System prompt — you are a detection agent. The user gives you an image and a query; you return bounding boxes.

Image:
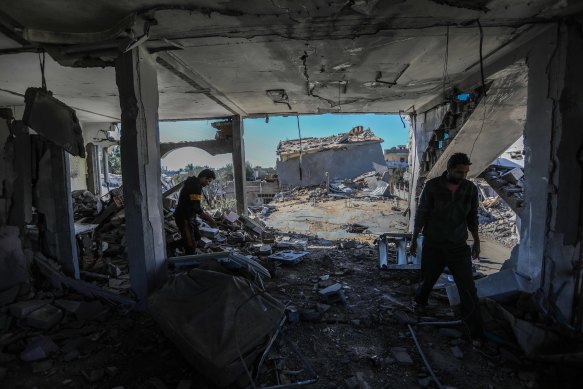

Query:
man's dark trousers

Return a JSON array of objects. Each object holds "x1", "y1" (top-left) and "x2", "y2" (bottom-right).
[{"x1": 415, "y1": 243, "x2": 484, "y2": 338}]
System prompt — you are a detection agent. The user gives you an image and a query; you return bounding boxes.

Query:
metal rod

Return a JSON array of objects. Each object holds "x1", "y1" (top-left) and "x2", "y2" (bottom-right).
[{"x1": 408, "y1": 324, "x2": 444, "y2": 389}]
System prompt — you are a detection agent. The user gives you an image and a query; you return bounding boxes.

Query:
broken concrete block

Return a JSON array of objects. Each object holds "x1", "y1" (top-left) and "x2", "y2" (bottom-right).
[
  {"x1": 224, "y1": 211, "x2": 239, "y2": 223},
  {"x1": 451, "y1": 345, "x2": 464, "y2": 359},
  {"x1": 25, "y1": 304, "x2": 63, "y2": 330},
  {"x1": 20, "y1": 336, "x2": 59, "y2": 362},
  {"x1": 285, "y1": 306, "x2": 299, "y2": 323},
  {"x1": 390, "y1": 347, "x2": 413, "y2": 365},
  {"x1": 268, "y1": 250, "x2": 308, "y2": 265},
  {"x1": 318, "y1": 283, "x2": 342, "y2": 296},
  {"x1": 259, "y1": 244, "x2": 272, "y2": 255},
  {"x1": 54, "y1": 299, "x2": 82, "y2": 313},
  {"x1": 200, "y1": 237, "x2": 213, "y2": 247},
  {"x1": 502, "y1": 168, "x2": 523, "y2": 184},
  {"x1": 9, "y1": 300, "x2": 49, "y2": 318},
  {"x1": 199, "y1": 226, "x2": 219, "y2": 238},
  {"x1": 299, "y1": 309, "x2": 322, "y2": 322}
]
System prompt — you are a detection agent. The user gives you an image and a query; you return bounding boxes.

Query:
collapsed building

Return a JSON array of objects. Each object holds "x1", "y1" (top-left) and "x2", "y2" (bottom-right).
[
  {"x1": 276, "y1": 129, "x2": 386, "y2": 187},
  {"x1": 0, "y1": 1, "x2": 583, "y2": 388}
]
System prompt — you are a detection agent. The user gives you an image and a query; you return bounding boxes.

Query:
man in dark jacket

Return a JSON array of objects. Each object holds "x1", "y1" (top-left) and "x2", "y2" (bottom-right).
[
  {"x1": 174, "y1": 169, "x2": 218, "y2": 255},
  {"x1": 410, "y1": 153, "x2": 484, "y2": 340}
]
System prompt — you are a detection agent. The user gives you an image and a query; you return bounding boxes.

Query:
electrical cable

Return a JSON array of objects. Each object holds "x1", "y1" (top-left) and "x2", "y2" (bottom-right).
[
  {"x1": 442, "y1": 25, "x2": 450, "y2": 99},
  {"x1": 38, "y1": 51, "x2": 47, "y2": 90},
  {"x1": 296, "y1": 114, "x2": 303, "y2": 181},
  {"x1": 470, "y1": 19, "x2": 488, "y2": 159}
]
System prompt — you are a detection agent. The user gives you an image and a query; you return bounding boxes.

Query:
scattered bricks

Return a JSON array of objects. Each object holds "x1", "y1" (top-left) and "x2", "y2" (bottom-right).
[
  {"x1": 20, "y1": 336, "x2": 59, "y2": 362},
  {"x1": 285, "y1": 306, "x2": 299, "y2": 323},
  {"x1": 318, "y1": 283, "x2": 347, "y2": 304},
  {"x1": 25, "y1": 304, "x2": 64, "y2": 330},
  {"x1": 9, "y1": 300, "x2": 49, "y2": 318},
  {"x1": 390, "y1": 347, "x2": 413, "y2": 366},
  {"x1": 200, "y1": 237, "x2": 213, "y2": 247},
  {"x1": 439, "y1": 328, "x2": 463, "y2": 339},
  {"x1": 451, "y1": 346, "x2": 464, "y2": 359}
]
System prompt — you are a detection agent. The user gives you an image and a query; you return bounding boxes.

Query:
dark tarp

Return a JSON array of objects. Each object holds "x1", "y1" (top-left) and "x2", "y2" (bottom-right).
[{"x1": 148, "y1": 268, "x2": 284, "y2": 387}]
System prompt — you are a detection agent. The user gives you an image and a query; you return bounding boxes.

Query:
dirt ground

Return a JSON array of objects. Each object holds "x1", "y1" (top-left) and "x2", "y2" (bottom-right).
[{"x1": 1, "y1": 196, "x2": 579, "y2": 389}]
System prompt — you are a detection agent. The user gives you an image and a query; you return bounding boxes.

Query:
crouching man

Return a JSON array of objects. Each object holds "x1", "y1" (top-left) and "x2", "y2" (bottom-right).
[
  {"x1": 410, "y1": 153, "x2": 485, "y2": 342},
  {"x1": 174, "y1": 169, "x2": 218, "y2": 255}
]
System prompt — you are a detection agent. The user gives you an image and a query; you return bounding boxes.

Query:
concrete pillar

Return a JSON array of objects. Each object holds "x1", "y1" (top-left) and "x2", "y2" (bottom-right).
[
  {"x1": 102, "y1": 146, "x2": 110, "y2": 190},
  {"x1": 8, "y1": 122, "x2": 32, "y2": 230},
  {"x1": 48, "y1": 142, "x2": 80, "y2": 278},
  {"x1": 232, "y1": 115, "x2": 247, "y2": 215},
  {"x1": 516, "y1": 28, "x2": 558, "y2": 285},
  {"x1": 85, "y1": 142, "x2": 100, "y2": 195},
  {"x1": 115, "y1": 45, "x2": 166, "y2": 303}
]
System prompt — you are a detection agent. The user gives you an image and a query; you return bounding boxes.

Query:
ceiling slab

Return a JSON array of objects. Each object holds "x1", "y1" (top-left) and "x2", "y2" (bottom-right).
[{"x1": 0, "y1": 0, "x2": 580, "y2": 121}]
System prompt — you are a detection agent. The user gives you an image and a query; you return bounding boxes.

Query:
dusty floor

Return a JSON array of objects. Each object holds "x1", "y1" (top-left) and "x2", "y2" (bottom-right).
[
  {"x1": 266, "y1": 196, "x2": 407, "y2": 241},
  {"x1": 1, "y1": 199, "x2": 576, "y2": 389}
]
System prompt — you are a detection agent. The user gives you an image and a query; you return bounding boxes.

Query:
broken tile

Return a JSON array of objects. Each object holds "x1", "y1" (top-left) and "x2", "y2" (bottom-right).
[
  {"x1": 25, "y1": 304, "x2": 63, "y2": 330},
  {"x1": 20, "y1": 336, "x2": 59, "y2": 362},
  {"x1": 390, "y1": 347, "x2": 413, "y2": 365},
  {"x1": 9, "y1": 300, "x2": 49, "y2": 318}
]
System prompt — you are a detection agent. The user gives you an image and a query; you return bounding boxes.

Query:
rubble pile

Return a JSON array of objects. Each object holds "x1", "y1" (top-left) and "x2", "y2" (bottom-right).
[
  {"x1": 478, "y1": 199, "x2": 519, "y2": 248},
  {"x1": 482, "y1": 165, "x2": 524, "y2": 215},
  {"x1": 71, "y1": 190, "x2": 102, "y2": 221}
]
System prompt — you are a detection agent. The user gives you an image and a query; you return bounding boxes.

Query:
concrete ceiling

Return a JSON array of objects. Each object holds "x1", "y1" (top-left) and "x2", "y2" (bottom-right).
[{"x1": 0, "y1": 0, "x2": 580, "y2": 122}]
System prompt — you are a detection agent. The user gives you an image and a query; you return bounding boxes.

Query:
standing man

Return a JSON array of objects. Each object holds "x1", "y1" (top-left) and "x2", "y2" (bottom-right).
[
  {"x1": 410, "y1": 153, "x2": 484, "y2": 341},
  {"x1": 174, "y1": 169, "x2": 218, "y2": 255}
]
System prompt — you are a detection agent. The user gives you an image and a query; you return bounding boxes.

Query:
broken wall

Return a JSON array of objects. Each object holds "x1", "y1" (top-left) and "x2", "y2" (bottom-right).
[
  {"x1": 276, "y1": 142, "x2": 385, "y2": 188},
  {"x1": 69, "y1": 154, "x2": 87, "y2": 192},
  {"x1": 407, "y1": 104, "x2": 449, "y2": 232}
]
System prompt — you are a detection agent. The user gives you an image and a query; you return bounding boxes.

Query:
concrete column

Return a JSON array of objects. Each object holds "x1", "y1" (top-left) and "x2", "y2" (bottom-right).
[
  {"x1": 516, "y1": 28, "x2": 559, "y2": 285},
  {"x1": 232, "y1": 115, "x2": 247, "y2": 215},
  {"x1": 8, "y1": 122, "x2": 32, "y2": 230},
  {"x1": 48, "y1": 142, "x2": 80, "y2": 278},
  {"x1": 115, "y1": 45, "x2": 166, "y2": 302},
  {"x1": 85, "y1": 142, "x2": 100, "y2": 195},
  {"x1": 102, "y1": 146, "x2": 110, "y2": 190},
  {"x1": 527, "y1": 21, "x2": 583, "y2": 324}
]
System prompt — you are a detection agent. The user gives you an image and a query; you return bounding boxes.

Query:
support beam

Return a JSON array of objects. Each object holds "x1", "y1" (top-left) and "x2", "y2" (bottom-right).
[
  {"x1": 8, "y1": 122, "x2": 32, "y2": 230},
  {"x1": 47, "y1": 142, "x2": 79, "y2": 278},
  {"x1": 85, "y1": 142, "x2": 100, "y2": 195},
  {"x1": 115, "y1": 45, "x2": 166, "y2": 303},
  {"x1": 232, "y1": 116, "x2": 247, "y2": 215},
  {"x1": 102, "y1": 146, "x2": 110, "y2": 190}
]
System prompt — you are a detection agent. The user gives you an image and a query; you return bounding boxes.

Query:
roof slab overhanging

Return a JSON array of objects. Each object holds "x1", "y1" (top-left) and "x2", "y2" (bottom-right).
[{"x1": 0, "y1": 0, "x2": 580, "y2": 122}]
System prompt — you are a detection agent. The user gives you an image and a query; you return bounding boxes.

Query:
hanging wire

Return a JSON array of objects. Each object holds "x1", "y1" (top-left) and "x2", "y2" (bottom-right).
[
  {"x1": 470, "y1": 19, "x2": 488, "y2": 159},
  {"x1": 442, "y1": 25, "x2": 450, "y2": 99},
  {"x1": 296, "y1": 114, "x2": 303, "y2": 181},
  {"x1": 38, "y1": 51, "x2": 47, "y2": 90}
]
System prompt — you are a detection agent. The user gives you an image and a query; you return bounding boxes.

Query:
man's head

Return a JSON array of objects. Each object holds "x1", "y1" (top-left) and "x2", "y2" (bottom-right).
[
  {"x1": 446, "y1": 153, "x2": 471, "y2": 184},
  {"x1": 198, "y1": 169, "x2": 216, "y2": 187}
]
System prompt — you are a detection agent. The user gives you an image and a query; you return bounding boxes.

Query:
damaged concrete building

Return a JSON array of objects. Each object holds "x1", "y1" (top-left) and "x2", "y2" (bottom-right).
[
  {"x1": 0, "y1": 0, "x2": 583, "y2": 388},
  {"x1": 276, "y1": 129, "x2": 385, "y2": 187}
]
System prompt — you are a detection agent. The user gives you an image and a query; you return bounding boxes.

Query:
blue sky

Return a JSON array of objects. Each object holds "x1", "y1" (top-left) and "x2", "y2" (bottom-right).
[{"x1": 160, "y1": 114, "x2": 409, "y2": 170}]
